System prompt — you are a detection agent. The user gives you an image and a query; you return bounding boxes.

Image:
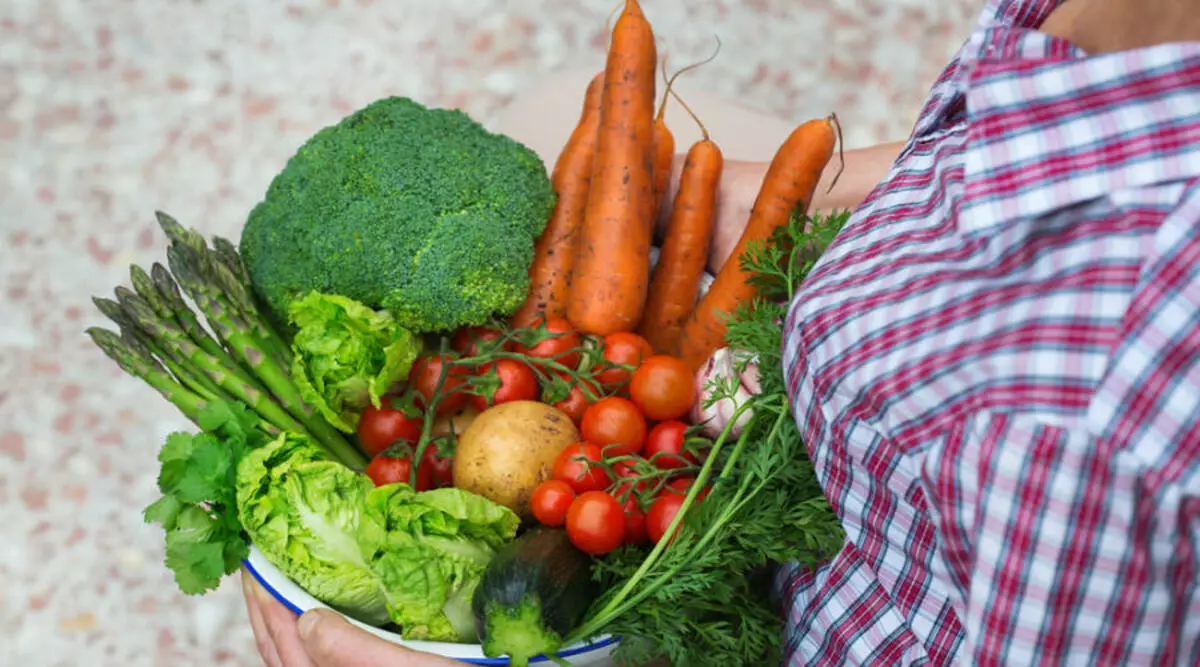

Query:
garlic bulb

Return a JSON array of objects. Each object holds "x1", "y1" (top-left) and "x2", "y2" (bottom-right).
[{"x1": 691, "y1": 348, "x2": 759, "y2": 439}]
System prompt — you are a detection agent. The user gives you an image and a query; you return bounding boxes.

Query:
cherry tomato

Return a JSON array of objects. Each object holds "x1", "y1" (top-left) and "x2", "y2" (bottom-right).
[
  {"x1": 365, "y1": 451, "x2": 433, "y2": 491},
  {"x1": 622, "y1": 496, "x2": 648, "y2": 545},
  {"x1": 469, "y1": 359, "x2": 538, "y2": 412},
  {"x1": 451, "y1": 326, "x2": 508, "y2": 357},
  {"x1": 520, "y1": 318, "x2": 582, "y2": 371},
  {"x1": 420, "y1": 445, "x2": 454, "y2": 489},
  {"x1": 646, "y1": 492, "x2": 687, "y2": 545},
  {"x1": 642, "y1": 421, "x2": 698, "y2": 470},
  {"x1": 552, "y1": 442, "x2": 610, "y2": 493},
  {"x1": 594, "y1": 332, "x2": 654, "y2": 388},
  {"x1": 357, "y1": 403, "x2": 423, "y2": 458},
  {"x1": 629, "y1": 355, "x2": 696, "y2": 422},
  {"x1": 530, "y1": 479, "x2": 576, "y2": 527},
  {"x1": 411, "y1": 354, "x2": 469, "y2": 416},
  {"x1": 566, "y1": 491, "x2": 626, "y2": 555},
  {"x1": 580, "y1": 397, "x2": 646, "y2": 458},
  {"x1": 551, "y1": 375, "x2": 598, "y2": 424},
  {"x1": 610, "y1": 460, "x2": 648, "y2": 499}
]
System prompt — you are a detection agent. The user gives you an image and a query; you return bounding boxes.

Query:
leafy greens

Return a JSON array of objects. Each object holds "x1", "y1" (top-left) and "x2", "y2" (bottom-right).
[
  {"x1": 288, "y1": 291, "x2": 423, "y2": 433},
  {"x1": 143, "y1": 401, "x2": 267, "y2": 594},
  {"x1": 236, "y1": 432, "x2": 520, "y2": 641}
]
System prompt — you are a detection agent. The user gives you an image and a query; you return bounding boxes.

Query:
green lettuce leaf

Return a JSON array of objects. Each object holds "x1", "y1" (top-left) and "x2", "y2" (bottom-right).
[
  {"x1": 237, "y1": 433, "x2": 391, "y2": 625},
  {"x1": 237, "y1": 434, "x2": 520, "y2": 642},
  {"x1": 288, "y1": 292, "x2": 422, "y2": 433},
  {"x1": 363, "y1": 484, "x2": 519, "y2": 642}
]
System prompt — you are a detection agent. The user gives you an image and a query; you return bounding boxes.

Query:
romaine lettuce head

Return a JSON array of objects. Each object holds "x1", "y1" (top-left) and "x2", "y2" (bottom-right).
[
  {"x1": 236, "y1": 433, "x2": 390, "y2": 625},
  {"x1": 236, "y1": 434, "x2": 520, "y2": 643},
  {"x1": 288, "y1": 291, "x2": 422, "y2": 433},
  {"x1": 364, "y1": 484, "x2": 520, "y2": 642}
]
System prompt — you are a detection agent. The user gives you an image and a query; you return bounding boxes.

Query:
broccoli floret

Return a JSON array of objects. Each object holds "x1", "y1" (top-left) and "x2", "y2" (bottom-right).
[{"x1": 239, "y1": 96, "x2": 556, "y2": 333}]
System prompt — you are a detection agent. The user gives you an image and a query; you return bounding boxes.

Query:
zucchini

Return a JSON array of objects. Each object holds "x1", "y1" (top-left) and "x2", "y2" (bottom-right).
[{"x1": 472, "y1": 527, "x2": 600, "y2": 666}]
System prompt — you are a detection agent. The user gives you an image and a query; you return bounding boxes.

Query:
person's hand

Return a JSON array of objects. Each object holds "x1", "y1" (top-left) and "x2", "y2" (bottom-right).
[
  {"x1": 656, "y1": 157, "x2": 767, "y2": 275},
  {"x1": 241, "y1": 569, "x2": 459, "y2": 667}
]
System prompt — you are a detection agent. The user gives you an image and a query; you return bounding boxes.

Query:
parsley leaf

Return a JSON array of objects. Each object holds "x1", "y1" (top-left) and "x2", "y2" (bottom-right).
[
  {"x1": 570, "y1": 209, "x2": 851, "y2": 666},
  {"x1": 144, "y1": 400, "x2": 269, "y2": 594}
]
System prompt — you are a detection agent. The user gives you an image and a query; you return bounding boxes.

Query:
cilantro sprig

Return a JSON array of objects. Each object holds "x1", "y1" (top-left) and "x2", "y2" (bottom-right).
[
  {"x1": 568, "y1": 208, "x2": 852, "y2": 667},
  {"x1": 143, "y1": 401, "x2": 269, "y2": 594}
]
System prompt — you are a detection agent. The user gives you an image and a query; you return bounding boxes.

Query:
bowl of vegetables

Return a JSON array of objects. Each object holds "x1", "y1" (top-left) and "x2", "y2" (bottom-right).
[{"x1": 88, "y1": 2, "x2": 849, "y2": 665}]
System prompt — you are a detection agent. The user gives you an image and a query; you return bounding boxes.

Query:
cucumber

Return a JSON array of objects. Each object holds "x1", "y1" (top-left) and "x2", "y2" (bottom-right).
[{"x1": 472, "y1": 527, "x2": 600, "y2": 666}]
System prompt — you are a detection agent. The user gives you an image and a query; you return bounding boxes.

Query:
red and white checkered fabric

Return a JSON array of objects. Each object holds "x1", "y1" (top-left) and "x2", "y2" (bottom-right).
[{"x1": 776, "y1": 1, "x2": 1200, "y2": 664}]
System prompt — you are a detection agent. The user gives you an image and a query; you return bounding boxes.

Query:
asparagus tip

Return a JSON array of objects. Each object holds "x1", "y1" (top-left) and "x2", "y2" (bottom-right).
[
  {"x1": 130, "y1": 263, "x2": 152, "y2": 284},
  {"x1": 151, "y1": 262, "x2": 171, "y2": 278},
  {"x1": 87, "y1": 326, "x2": 136, "y2": 364},
  {"x1": 150, "y1": 262, "x2": 186, "y2": 307},
  {"x1": 156, "y1": 211, "x2": 209, "y2": 254},
  {"x1": 113, "y1": 285, "x2": 138, "y2": 303},
  {"x1": 85, "y1": 326, "x2": 119, "y2": 346},
  {"x1": 92, "y1": 296, "x2": 127, "y2": 323},
  {"x1": 155, "y1": 210, "x2": 183, "y2": 235}
]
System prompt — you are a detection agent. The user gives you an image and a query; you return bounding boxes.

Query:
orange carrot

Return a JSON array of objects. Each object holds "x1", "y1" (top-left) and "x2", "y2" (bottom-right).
[
  {"x1": 675, "y1": 115, "x2": 840, "y2": 370},
  {"x1": 639, "y1": 87, "x2": 723, "y2": 354},
  {"x1": 511, "y1": 73, "x2": 605, "y2": 327},
  {"x1": 567, "y1": 0, "x2": 657, "y2": 337}
]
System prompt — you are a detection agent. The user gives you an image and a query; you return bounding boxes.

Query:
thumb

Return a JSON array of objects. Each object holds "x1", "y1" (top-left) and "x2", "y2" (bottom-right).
[{"x1": 297, "y1": 609, "x2": 457, "y2": 667}]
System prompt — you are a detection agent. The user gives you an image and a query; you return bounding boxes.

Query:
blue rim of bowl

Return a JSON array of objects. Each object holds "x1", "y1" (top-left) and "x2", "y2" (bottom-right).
[{"x1": 241, "y1": 558, "x2": 619, "y2": 665}]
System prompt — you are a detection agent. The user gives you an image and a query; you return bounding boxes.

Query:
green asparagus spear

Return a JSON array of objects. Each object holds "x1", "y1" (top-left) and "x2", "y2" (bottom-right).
[
  {"x1": 114, "y1": 288, "x2": 316, "y2": 443},
  {"x1": 148, "y1": 262, "x2": 228, "y2": 361},
  {"x1": 155, "y1": 214, "x2": 292, "y2": 366},
  {"x1": 196, "y1": 247, "x2": 293, "y2": 367},
  {"x1": 94, "y1": 295, "x2": 229, "y2": 404},
  {"x1": 121, "y1": 273, "x2": 234, "y2": 399},
  {"x1": 162, "y1": 244, "x2": 364, "y2": 468},
  {"x1": 129, "y1": 266, "x2": 172, "y2": 321},
  {"x1": 86, "y1": 327, "x2": 209, "y2": 423},
  {"x1": 212, "y1": 235, "x2": 253, "y2": 289},
  {"x1": 92, "y1": 295, "x2": 135, "y2": 330},
  {"x1": 90, "y1": 211, "x2": 367, "y2": 469}
]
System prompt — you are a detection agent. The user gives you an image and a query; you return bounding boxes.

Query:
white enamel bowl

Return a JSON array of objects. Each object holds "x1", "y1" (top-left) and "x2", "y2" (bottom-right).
[{"x1": 242, "y1": 546, "x2": 618, "y2": 666}]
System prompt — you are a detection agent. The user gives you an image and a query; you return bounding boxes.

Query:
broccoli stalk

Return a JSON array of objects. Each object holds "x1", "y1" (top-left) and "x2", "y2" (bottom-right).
[{"x1": 238, "y1": 96, "x2": 557, "y2": 333}]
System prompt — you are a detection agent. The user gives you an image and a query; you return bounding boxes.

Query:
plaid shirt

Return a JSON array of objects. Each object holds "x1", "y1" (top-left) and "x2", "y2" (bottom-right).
[{"x1": 776, "y1": 0, "x2": 1200, "y2": 665}]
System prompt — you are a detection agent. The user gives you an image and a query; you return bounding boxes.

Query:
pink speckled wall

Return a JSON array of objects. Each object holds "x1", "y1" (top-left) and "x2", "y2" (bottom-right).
[{"x1": 0, "y1": 0, "x2": 981, "y2": 664}]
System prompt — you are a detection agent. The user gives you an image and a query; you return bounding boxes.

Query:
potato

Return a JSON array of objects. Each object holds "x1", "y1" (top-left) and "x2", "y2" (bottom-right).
[{"x1": 452, "y1": 401, "x2": 580, "y2": 518}]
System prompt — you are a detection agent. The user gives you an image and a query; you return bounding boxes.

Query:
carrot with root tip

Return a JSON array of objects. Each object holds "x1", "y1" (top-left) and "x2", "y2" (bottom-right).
[
  {"x1": 567, "y1": 0, "x2": 657, "y2": 336},
  {"x1": 651, "y1": 39, "x2": 720, "y2": 213},
  {"x1": 651, "y1": 59, "x2": 676, "y2": 214},
  {"x1": 639, "y1": 72, "x2": 723, "y2": 354},
  {"x1": 675, "y1": 114, "x2": 842, "y2": 369},
  {"x1": 511, "y1": 72, "x2": 605, "y2": 327}
]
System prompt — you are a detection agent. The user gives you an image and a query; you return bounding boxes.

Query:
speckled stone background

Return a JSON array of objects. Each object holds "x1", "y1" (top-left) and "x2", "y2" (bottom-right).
[{"x1": 1, "y1": 0, "x2": 980, "y2": 664}]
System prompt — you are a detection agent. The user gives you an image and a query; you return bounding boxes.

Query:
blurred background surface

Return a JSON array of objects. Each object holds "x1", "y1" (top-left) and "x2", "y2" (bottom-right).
[{"x1": 0, "y1": 0, "x2": 979, "y2": 664}]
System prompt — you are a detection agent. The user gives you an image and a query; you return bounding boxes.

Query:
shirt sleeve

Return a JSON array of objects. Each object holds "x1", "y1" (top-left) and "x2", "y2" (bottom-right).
[{"x1": 931, "y1": 183, "x2": 1200, "y2": 666}]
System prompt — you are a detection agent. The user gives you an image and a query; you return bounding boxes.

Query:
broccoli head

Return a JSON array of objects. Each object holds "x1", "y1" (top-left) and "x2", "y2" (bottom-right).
[{"x1": 239, "y1": 96, "x2": 556, "y2": 333}]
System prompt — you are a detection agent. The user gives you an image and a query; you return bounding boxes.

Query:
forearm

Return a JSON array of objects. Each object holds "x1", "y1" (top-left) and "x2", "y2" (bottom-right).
[{"x1": 809, "y1": 140, "x2": 906, "y2": 213}]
